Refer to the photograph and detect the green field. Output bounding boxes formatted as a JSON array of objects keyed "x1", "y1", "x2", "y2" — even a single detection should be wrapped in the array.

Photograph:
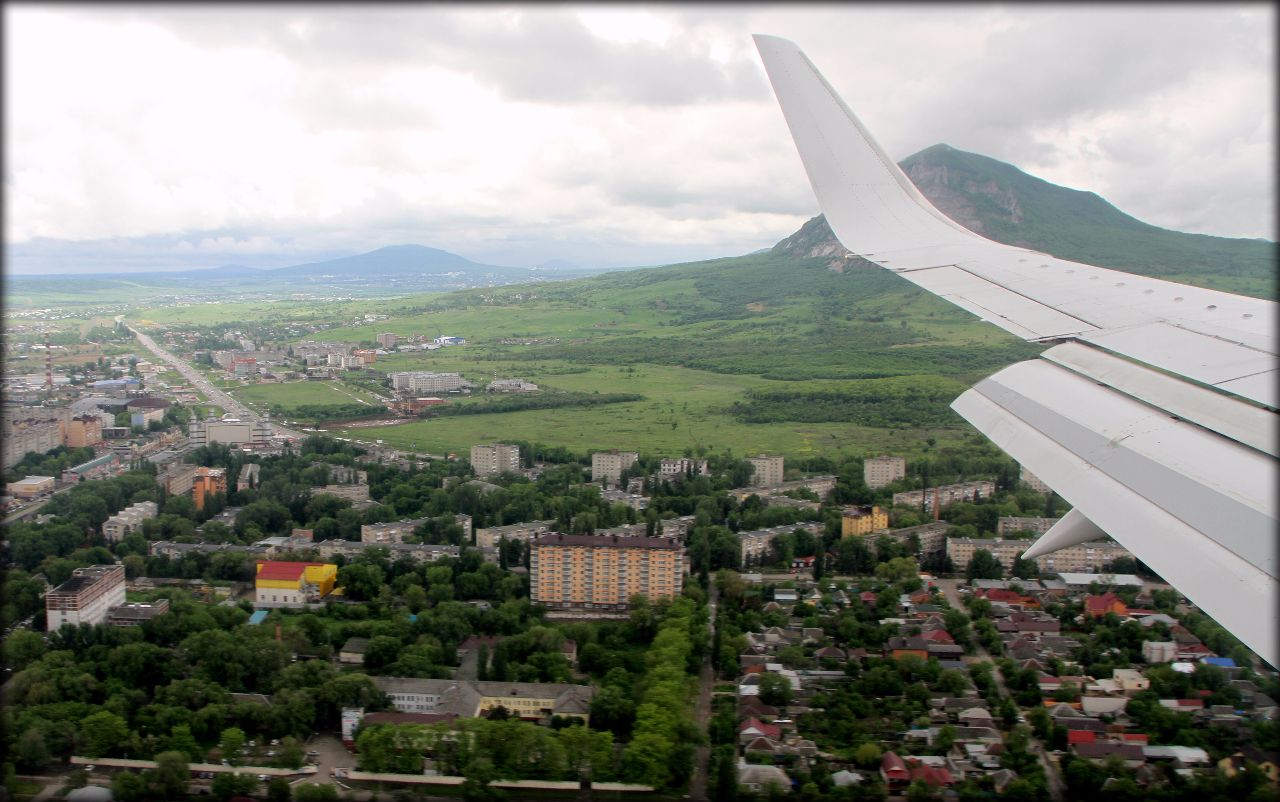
[{"x1": 232, "y1": 380, "x2": 385, "y2": 412}]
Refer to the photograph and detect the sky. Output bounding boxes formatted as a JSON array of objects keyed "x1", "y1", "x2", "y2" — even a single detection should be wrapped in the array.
[{"x1": 4, "y1": 3, "x2": 1275, "y2": 275}]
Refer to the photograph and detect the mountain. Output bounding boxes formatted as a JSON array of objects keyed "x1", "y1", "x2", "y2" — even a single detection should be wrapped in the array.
[
  {"x1": 774, "y1": 143, "x2": 1276, "y2": 299},
  {"x1": 266, "y1": 244, "x2": 504, "y2": 277}
]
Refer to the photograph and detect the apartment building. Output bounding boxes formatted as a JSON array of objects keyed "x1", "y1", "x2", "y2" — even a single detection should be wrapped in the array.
[
  {"x1": 659, "y1": 457, "x2": 709, "y2": 479},
  {"x1": 159, "y1": 463, "x2": 198, "y2": 497},
  {"x1": 893, "y1": 480, "x2": 996, "y2": 512},
  {"x1": 841, "y1": 505, "x2": 889, "y2": 537},
  {"x1": 103, "y1": 500, "x2": 159, "y2": 542},
  {"x1": 377, "y1": 333, "x2": 399, "y2": 349},
  {"x1": 361, "y1": 516, "x2": 430, "y2": 544},
  {"x1": 64, "y1": 414, "x2": 104, "y2": 448},
  {"x1": 470, "y1": 443, "x2": 521, "y2": 478},
  {"x1": 947, "y1": 537, "x2": 1134, "y2": 573},
  {"x1": 475, "y1": 520, "x2": 555, "y2": 549},
  {"x1": 997, "y1": 517, "x2": 1062, "y2": 537},
  {"x1": 591, "y1": 450, "x2": 639, "y2": 486},
  {"x1": 389, "y1": 371, "x2": 468, "y2": 394},
  {"x1": 2, "y1": 412, "x2": 63, "y2": 469},
  {"x1": 747, "y1": 454, "x2": 785, "y2": 488},
  {"x1": 879, "y1": 521, "x2": 950, "y2": 556},
  {"x1": 1020, "y1": 466, "x2": 1053, "y2": 494},
  {"x1": 45, "y1": 564, "x2": 126, "y2": 629},
  {"x1": 192, "y1": 467, "x2": 227, "y2": 511},
  {"x1": 530, "y1": 533, "x2": 683, "y2": 610},
  {"x1": 863, "y1": 455, "x2": 906, "y2": 489},
  {"x1": 739, "y1": 522, "x2": 826, "y2": 565}
]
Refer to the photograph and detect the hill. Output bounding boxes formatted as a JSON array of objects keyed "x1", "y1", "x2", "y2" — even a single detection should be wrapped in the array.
[{"x1": 777, "y1": 143, "x2": 1275, "y2": 299}]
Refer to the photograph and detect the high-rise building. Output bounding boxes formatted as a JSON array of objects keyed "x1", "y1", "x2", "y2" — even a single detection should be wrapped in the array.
[
  {"x1": 840, "y1": 505, "x2": 889, "y2": 537},
  {"x1": 748, "y1": 454, "x2": 785, "y2": 488},
  {"x1": 192, "y1": 466, "x2": 227, "y2": 511},
  {"x1": 389, "y1": 371, "x2": 467, "y2": 394},
  {"x1": 659, "y1": 457, "x2": 709, "y2": 479},
  {"x1": 1020, "y1": 466, "x2": 1053, "y2": 494},
  {"x1": 591, "y1": 450, "x2": 639, "y2": 486},
  {"x1": 45, "y1": 564, "x2": 126, "y2": 629},
  {"x1": 863, "y1": 455, "x2": 906, "y2": 489},
  {"x1": 377, "y1": 333, "x2": 399, "y2": 349},
  {"x1": 65, "y1": 415, "x2": 104, "y2": 448},
  {"x1": 530, "y1": 533, "x2": 683, "y2": 610},
  {"x1": 470, "y1": 443, "x2": 521, "y2": 478}
]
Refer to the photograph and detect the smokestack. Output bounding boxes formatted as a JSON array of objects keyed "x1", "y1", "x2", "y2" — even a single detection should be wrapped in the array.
[{"x1": 45, "y1": 333, "x2": 52, "y2": 391}]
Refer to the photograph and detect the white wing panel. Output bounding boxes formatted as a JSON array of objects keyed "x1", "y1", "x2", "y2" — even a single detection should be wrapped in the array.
[
  {"x1": 1042, "y1": 341, "x2": 1278, "y2": 456},
  {"x1": 1081, "y1": 322, "x2": 1275, "y2": 391},
  {"x1": 1218, "y1": 371, "x2": 1279, "y2": 409},
  {"x1": 900, "y1": 266, "x2": 1097, "y2": 340},
  {"x1": 953, "y1": 364, "x2": 1279, "y2": 667}
]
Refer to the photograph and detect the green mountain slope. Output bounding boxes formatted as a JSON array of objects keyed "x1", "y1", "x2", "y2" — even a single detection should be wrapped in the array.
[{"x1": 777, "y1": 143, "x2": 1276, "y2": 300}]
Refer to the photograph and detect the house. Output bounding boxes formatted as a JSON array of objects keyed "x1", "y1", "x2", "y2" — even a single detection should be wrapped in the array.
[
  {"x1": 335, "y1": 637, "x2": 368, "y2": 664},
  {"x1": 958, "y1": 707, "x2": 995, "y2": 728},
  {"x1": 1112, "y1": 669, "x2": 1150, "y2": 694},
  {"x1": 1084, "y1": 592, "x2": 1128, "y2": 618},
  {"x1": 1072, "y1": 743, "x2": 1146, "y2": 768},
  {"x1": 880, "y1": 751, "x2": 910, "y2": 791},
  {"x1": 1218, "y1": 747, "x2": 1280, "y2": 786},
  {"x1": 831, "y1": 770, "x2": 865, "y2": 787},
  {"x1": 887, "y1": 636, "x2": 929, "y2": 660},
  {"x1": 739, "y1": 717, "x2": 782, "y2": 745},
  {"x1": 737, "y1": 761, "x2": 791, "y2": 794}
]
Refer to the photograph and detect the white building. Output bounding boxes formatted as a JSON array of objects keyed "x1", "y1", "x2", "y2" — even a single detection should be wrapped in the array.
[
  {"x1": 470, "y1": 443, "x2": 521, "y2": 478},
  {"x1": 103, "y1": 500, "x2": 159, "y2": 542},
  {"x1": 748, "y1": 455, "x2": 785, "y2": 488},
  {"x1": 45, "y1": 564, "x2": 126, "y2": 629},
  {"x1": 389, "y1": 371, "x2": 468, "y2": 394},
  {"x1": 188, "y1": 416, "x2": 272, "y2": 447},
  {"x1": 591, "y1": 451, "x2": 639, "y2": 486},
  {"x1": 659, "y1": 457, "x2": 709, "y2": 479},
  {"x1": 863, "y1": 455, "x2": 906, "y2": 489}
]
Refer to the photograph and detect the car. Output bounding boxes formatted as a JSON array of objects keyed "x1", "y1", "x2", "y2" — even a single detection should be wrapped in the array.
[
  {"x1": 306, "y1": 751, "x2": 319, "y2": 757},
  {"x1": 257, "y1": 775, "x2": 269, "y2": 782},
  {"x1": 84, "y1": 765, "x2": 95, "y2": 772}
]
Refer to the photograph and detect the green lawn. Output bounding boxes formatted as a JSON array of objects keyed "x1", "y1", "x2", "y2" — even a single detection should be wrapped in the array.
[{"x1": 232, "y1": 380, "x2": 385, "y2": 412}]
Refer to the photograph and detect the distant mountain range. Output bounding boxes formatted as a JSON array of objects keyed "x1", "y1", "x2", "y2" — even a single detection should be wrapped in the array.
[
  {"x1": 8, "y1": 143, "x2": 1273, "y2": 304},
  {"x1": 776, "y1": 144, "x2": 1275, "y2": 298}
]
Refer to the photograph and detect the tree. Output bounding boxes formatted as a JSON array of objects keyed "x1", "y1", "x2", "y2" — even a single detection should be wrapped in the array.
[
  {"x1": 153, "y1": 750, "x2": 190, "y2": 798},
  {"x1": 853, "y1": 741, "x2": 882, "y2": 768},
  {"x1": 211, "y1": 771, "x2": 258, "y2": 801},
  {"x1": 14, "y1": 727, "x2": 50, "y2": 772},
  {"x1": 112, "y1": 771, "x2": 149, "y2": 802},
  {"x1": 267, "y1": 776, "x2": 292, "y2": 802},
  {"x1": 757, "y1": 672, "x2": 793, "y2": 708},
  {"x1": 292, "y1": 784, "x2": 339, "y2": 802},
  {"x1": 81, "y1": 710, "x2": 129, "y2": 758},
  {"x1": 219, "y1": 727, "x2": 247, "y2": 765},
  {"x1": 966, "y1": 549, "x2": 1003, "y2": 581}
]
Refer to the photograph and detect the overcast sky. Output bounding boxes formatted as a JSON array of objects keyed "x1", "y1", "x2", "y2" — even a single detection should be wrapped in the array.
[{"x1": 5, "y1": 3, "x2": 1274, "y2": 275}]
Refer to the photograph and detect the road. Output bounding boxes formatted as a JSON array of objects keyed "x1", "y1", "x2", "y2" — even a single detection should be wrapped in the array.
[
  {"x1": 688, "y1": 582, "x2": 719, "y2": 801},
  {"x1": 935, "y1": 578, "x2": 1065, "y2": 802},
  {"x1": 121, "y1": 319, "x2": 304, "y2": 440}
]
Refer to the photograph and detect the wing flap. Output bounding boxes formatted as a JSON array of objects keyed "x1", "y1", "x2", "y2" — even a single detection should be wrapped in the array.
[{"x1": 953, "y1": 362, "x2": 1278, "y2": 666}]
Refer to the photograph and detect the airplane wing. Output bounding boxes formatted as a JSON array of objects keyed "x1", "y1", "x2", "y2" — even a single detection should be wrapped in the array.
[{"x1": 754, "y1": 34, "x2": 1278, "y2": 667}]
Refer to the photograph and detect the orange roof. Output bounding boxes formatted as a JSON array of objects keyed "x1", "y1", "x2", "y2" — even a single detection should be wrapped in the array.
[{"x1": 256, "y1": 560, "x2": 327, "y2": 581}]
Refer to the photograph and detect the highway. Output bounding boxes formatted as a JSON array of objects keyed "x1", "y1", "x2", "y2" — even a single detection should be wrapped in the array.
[{"x1": 120, "y1": 319, "x2": 305, "y2": 441}]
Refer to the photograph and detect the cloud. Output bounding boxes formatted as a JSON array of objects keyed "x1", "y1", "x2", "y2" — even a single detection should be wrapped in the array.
[{"x1": 3, "y1": 4, "x2": 1273, "y2": 276}]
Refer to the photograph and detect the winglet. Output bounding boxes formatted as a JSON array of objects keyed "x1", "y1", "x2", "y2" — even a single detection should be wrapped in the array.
[{"x1": 752, "y1": 34, "x2": 978, "y2": 256}]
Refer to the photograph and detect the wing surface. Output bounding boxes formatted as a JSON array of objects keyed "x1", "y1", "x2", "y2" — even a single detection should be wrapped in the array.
[{"x1": 754, "y1": 34, "x2": 1279, "y2": 666}]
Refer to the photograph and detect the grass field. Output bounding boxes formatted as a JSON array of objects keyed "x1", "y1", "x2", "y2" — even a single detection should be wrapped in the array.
[
  {"x1": 333, "y1": 361, "x2": 971, "y2": 460},
  {"x1": 232, "y1": 380, "x2": 385, "y2": 412}
]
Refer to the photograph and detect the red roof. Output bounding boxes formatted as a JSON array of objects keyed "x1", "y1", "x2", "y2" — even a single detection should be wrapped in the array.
[
  {"x1": 1084, "y1": 592, "x2": 1126, "y2": 615},
  {"x1": 880, "y1": 751, "x2": 908, "y2": 778},
  {"x1": 256, "y1": 560, "x2": 326, "y2": 581},
  {"x1": 921, "y1": 629, "x2": 954, "y2": 643},
  {"x1": 1068, "y1": 730, "x2": 1097, "y2": 745},
  {"x1": 907, "y1": 763, "x2": 954, "y2": 787},
  {"x1": 739, "y1": 717, "x2": 781, "y2": 740},
  {"x1": 1121, "y1": 733, "x2": 1149, "y2": 744},
  {"x1": 980, "y1": 588, "x2": 1028, "y2": 602},
  {"x1": 860, "y1": 591, "x2": 878, "y2": 602}
]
